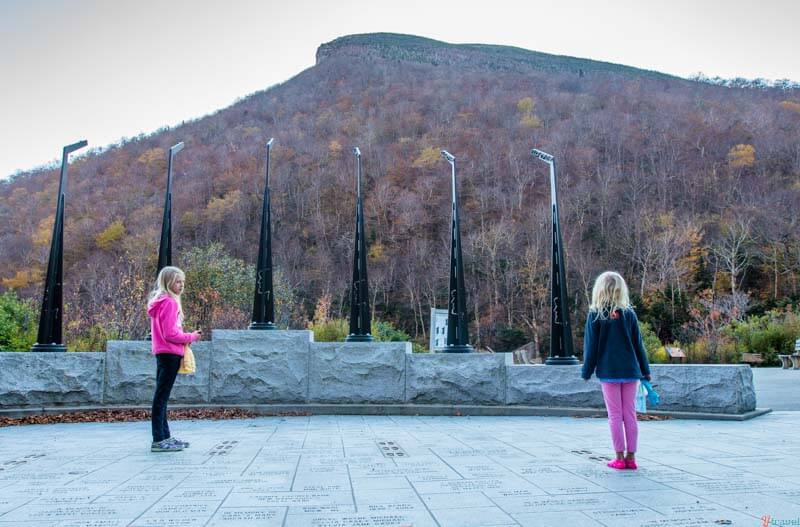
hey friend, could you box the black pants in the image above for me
[152,353,181,442]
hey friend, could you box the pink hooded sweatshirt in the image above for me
[147,294,199,356]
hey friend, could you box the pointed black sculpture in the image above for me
[346,147,373,342]
[441,150,473,353]
[532,148,578,365]
[157,142,184,274]
[250,138,277,330]
[31,140,88,352]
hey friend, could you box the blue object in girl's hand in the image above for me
[634,383,647,413]
[641,380,660,406]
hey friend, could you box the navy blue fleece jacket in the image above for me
[581,308,651,381]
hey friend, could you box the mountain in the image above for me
[1,33,799,352]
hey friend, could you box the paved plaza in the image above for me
[751,367,800,411]
[1,411,799,526]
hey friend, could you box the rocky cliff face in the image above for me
[316,32,678,80]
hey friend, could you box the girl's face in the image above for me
[170,276,185,295]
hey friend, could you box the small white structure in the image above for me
[429,308,449,352]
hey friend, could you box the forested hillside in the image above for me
[2,33,799,356]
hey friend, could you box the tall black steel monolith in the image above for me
[31,140,88,352]
[157,142,184,274]
[441,150,473,353]
[531,148,578,365]
[250,138,277,330]
[346,147,373,342]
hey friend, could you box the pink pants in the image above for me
[601,381,639,453]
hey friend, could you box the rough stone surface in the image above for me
[0,334,760,414]
[506,362,604,407]
[309,342,409,403]
[104,340,211,404]
[0,352,104,407]
[649,364,757,413]
[210,330,311,404]
[406,352,505,405]
[505,358,757,414]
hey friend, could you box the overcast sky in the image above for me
[1,0,798,180]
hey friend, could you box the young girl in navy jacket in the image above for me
[582,271,651,470]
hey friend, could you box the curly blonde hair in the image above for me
[590,271,632,319]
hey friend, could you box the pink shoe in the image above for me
[607,459,626,470]
[625,459,638,470]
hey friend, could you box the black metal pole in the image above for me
[346,146,373,341]
[441,150,473,353]
[31,140,87,352]
[250,138,277,330]
[157,142,184,274]
[532,148,578,365]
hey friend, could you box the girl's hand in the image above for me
[643,374,651,381]
[193,330,202,341]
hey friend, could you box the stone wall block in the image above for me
[0,352,105,407]
[104,340,211,404]
[406,352,505,405]
[210,330,312,404]
[310,342,408,403]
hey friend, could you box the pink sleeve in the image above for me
[158,298,197,344]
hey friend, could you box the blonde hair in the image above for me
[148,266,185,319]
[590,271,632,319]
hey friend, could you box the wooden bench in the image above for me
[741,353,764,366]
[779,354,793,369]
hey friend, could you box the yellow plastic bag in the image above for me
[178,345,196,374]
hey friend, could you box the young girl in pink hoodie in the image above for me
[147,266,201,452]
